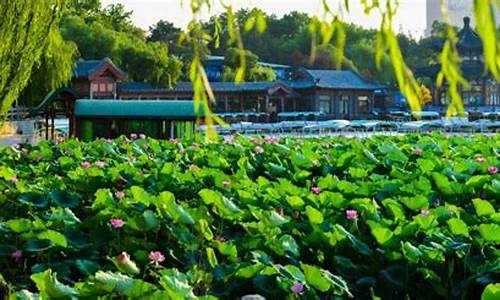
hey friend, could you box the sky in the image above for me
[101,0,427,38]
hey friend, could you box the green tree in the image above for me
[60,14,182,86]
[222,48,275,82]
[0,0,73,116]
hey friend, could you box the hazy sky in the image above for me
[102,0,427,37]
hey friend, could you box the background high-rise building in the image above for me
[426,0,474,36]
[426,0,499,36]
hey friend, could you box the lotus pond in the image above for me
[0,134,499,299]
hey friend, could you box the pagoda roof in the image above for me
[457,17,482,51]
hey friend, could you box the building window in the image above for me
[107,83,114,92]
[319,95,331,114]
[91,83,99,92]
[99,83,106,92]
[358,96,370,114]
[339,95,350,115]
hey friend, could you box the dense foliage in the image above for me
[0,135,498,299]
[0,0,72,115]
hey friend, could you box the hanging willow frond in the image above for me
[437,0,467,117]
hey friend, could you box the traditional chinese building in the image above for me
[418,17,499,113]
[34,56,385,139]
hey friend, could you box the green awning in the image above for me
[75,99,204,120]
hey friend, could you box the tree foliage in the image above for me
[0,1,71,116]
[60,3,182,86]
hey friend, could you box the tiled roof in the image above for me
[75,99,203,119]
[457,17,482,51]
[72,58,125,79]
[119,81,292,93]
[304,69,385,90]
[119,69,383,93]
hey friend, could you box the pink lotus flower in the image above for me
[414,147,423,155]
[488,166,498,175]
[11,143,20,150]
[10,176,18,184]
[139,133,146,139]
[346,209,358,220]
[292,211,300,219]
[115,191,125,199]
[130,133,138,139]
[110,218,125,228]
[148,251,165,266]
[420,209,430,217]
[250,137,261,144]
[224,136,235,144]
[169,138,178,144]
[222,181,231,188]
[81,161,91,169]
[10,250,23,262]
[95,161,105,168]
[55,136,65,143]
[476,157,486,164]
[254,146,264,154]
[118,251,129,263]
[264,136,279,144]
[311,187,321,195]
[291,282,304,294]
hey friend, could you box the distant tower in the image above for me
[426,0,442,36]
[425,0,475,36]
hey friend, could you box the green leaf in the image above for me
[478,224,500,244]
[142,210,160,231]
[401,195,429,211]
[5,218,32,233]
[301,263,330,292]
[205,247,218,268]
[305,206,323,224]
[197,219,213,240]
[93,271,135,293]
[279,235,300,257]
[235,264,264,278]
[334,225,373,256]
[157,191,194,225]
[130,186,153,206]
[472,199,495,217]
[466,175,490,189]
[482,283,500,300]
[37,230,67,248]
[402,242,423,263]
[432,173,454,195]
[75,260,99,276]
[50,190,80,208]
[111,253,141,276]
[370,227,394,247]
[24,239,54,252]
[92,189,115,210]
[286,196,305,208]
[15,289,40,300]
[159,269,197,299]
[379,264,408,290]
[447,218,470,237]
[31,269,78,299]
[18,193,49,208]
[213,241,238,259]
